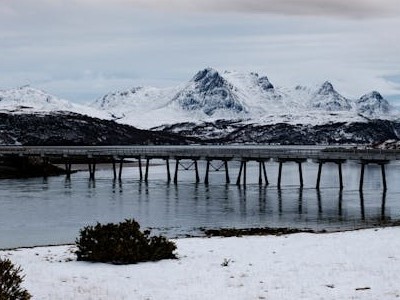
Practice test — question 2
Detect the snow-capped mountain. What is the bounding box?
[0,86,74,112]
[171,68,247,116]
[91,68,397,129]
[95,86,178,120]
[0,86,108,119]
[309,81,353,111]
[1,68,397,131]
[1,69,399,145]
[356,91,391,118]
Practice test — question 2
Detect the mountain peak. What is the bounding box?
[191,68,226,93]
[171,68,247,116]
[356,91,390,117]
[363,91,383,101]
[318,81,335,95]
[192,68,219,82]
[311,81,352,111]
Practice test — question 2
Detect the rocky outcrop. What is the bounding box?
[0,112,194,146]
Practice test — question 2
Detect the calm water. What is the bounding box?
[1,160,400,249]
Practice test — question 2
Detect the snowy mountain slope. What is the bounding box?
[91,68,397,129]
[93,86,179,119]
[311,81,352,111]
[2,68,397,132]
[170,68,248,116]
[0,86,109,119]
[0,86,73,111]
[355,91,391,118]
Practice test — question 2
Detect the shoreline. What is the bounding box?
[3,223,400,251]
[2,226,400,299]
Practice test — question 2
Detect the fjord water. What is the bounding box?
[1,160,399,249]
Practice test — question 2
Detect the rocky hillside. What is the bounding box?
[155,119,400,145]
[0,112,194,146]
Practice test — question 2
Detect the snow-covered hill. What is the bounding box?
[91,68,397,129]
[0,86,108,119]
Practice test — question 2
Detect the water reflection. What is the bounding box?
[1,162,400,248]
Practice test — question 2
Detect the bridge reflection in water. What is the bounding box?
[0,159,398,248]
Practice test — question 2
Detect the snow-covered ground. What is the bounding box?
[2,227,400,299]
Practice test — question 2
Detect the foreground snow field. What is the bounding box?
[1,227,400,299]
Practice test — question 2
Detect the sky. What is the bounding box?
[1,0,400,104]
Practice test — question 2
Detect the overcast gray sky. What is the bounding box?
[1,0,400,104]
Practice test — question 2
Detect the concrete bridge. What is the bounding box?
[1,145,399,190]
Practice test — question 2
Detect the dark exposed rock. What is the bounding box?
[0,112,195,146]
[258,75,274,91]
[0,156,66,178]
[203,227,314,237]
[157,119,399,145]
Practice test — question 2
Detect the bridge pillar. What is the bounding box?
[119,159,124,180]
[41,157,49,178]
[277,161,283,188]
[236,161,243,185]
[236,160,248,186]
[262,161,268,185]
[257,160,269,185]
[174,159,179,184]
[145,158,150,182]
[359,159,389,191]
[381,163,387,190]
[359,163,365,191]
[277,159,307,188]
[338,162,343,189]
[166,158,171,182]
[315,159,346,189]
[224,160,230,184]
[138,158,143,181]
[243,161,247,185]
[65,161,72,179]
[316,162,322,189]
[298,161,304,187]
[112,159,117,179]
[194,160,200,183]
[205,160,210,184]
[204,158,231,184]
[88,160,96,180]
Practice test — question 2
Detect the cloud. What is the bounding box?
[116,0,400,19]
[1,0,400,103]
[3,0,399,19]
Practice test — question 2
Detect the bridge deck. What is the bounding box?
[0,145,399,161]
[0,145,398,190]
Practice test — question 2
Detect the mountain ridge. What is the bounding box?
[0,68,399,146]
[90,68,397,129]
